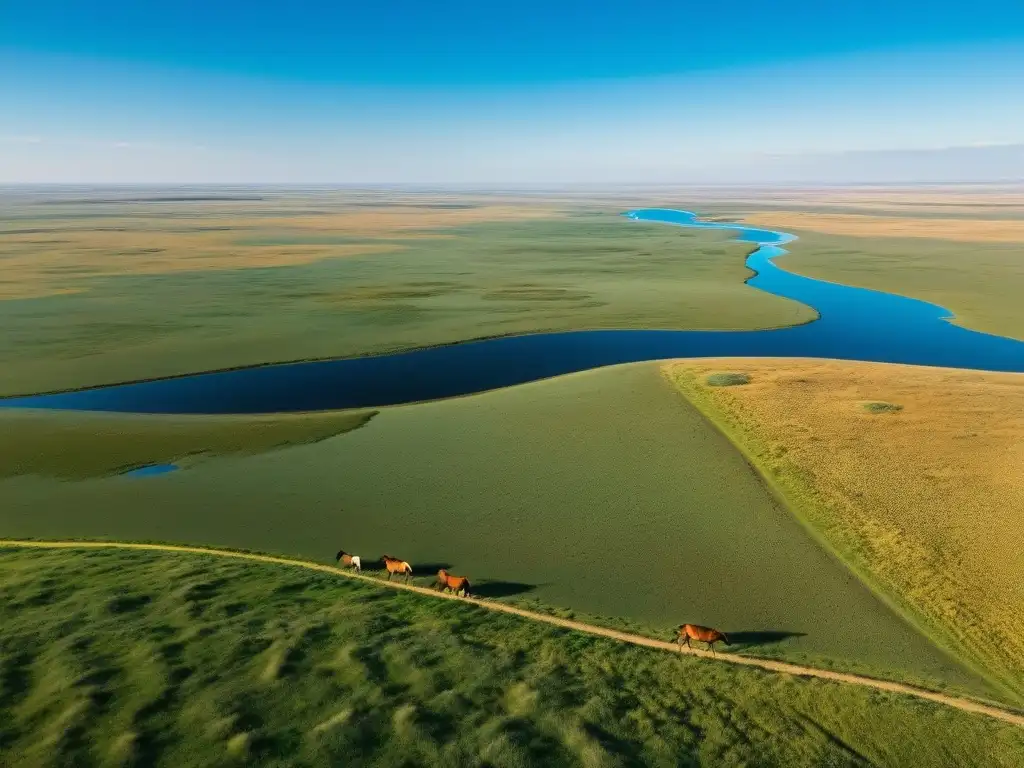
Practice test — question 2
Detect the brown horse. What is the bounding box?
[435,569,471,597]
[380,555,413,582]
[335,550,362,572]
[676,624,731,655]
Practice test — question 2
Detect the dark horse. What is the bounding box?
[335,550,362,572]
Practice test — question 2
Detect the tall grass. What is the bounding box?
[1,547,1022,767]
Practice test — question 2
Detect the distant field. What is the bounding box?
[2,547,1022,768]
[743,211,1024,243]
[0,193,814,397]
[0,364,987,693]
[758,227,1024,340]
[650,184,1024,220]
[664,359,1024,702]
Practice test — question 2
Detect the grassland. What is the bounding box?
[663,359,1024,702]
[2,546,1022,768]
[734,216,1024,340]
[0,363,989,694]
[0,192,815,397]
[4,186,1023,758]
[650,184,1024,220]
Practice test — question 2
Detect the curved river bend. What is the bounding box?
[3,209,1023,414]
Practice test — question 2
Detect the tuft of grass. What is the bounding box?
[706,372,751,387]
[2,546,1023,767]
[862,401,904,414]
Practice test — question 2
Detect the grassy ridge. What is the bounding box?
[663,360,1024,704]
[2,546,1022,768]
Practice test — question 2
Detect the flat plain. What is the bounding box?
[0,189,813,397]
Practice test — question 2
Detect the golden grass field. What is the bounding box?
[1,203,563,300]
[742,212,1024,243]
[664,359,1024,700]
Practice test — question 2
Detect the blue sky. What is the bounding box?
[2,1,1024,183]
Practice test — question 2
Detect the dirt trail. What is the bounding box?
[3,539,1022,728]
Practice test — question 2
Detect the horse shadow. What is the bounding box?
[727,630,807,648]
[412,562,455,574]
[471,580,539,598]
[354,560,454,575]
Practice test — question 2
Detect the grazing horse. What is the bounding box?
[335,550,362,572]
[381,555,413,582]
[435,569,471,597]
[676,624,731,655]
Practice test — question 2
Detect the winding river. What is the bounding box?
[3,209,1022,414]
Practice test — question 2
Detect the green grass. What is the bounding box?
[0,364,991,695]
[1,547,1022,768]
[0,409,375,479]
[778,230,1024,340]
[705,373,751,387]
[0,211,815,397]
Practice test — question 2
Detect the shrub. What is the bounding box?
[862,402,903,414]
[706,372,751,387]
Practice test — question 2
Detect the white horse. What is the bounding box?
[335,550,362,572]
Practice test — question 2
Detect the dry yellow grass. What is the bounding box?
[0,239,400,299]
[1,204,565,300]
[742,212,1024,243]
[664,358,1024,698]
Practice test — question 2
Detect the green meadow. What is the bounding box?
[2,546,1022,768]
[0,364,990,697]
[0,211,813,397]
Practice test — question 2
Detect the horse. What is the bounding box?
[335,550,362,572]
[676,624,731,655]
[435,569,471,597]
[380,555,413,582]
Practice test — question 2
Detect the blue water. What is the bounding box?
[122,463,179,477]
[2,209,1021,414]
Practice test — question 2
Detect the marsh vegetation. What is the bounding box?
[0,193,813,397]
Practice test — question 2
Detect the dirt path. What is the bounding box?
[3,538,1022,728]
